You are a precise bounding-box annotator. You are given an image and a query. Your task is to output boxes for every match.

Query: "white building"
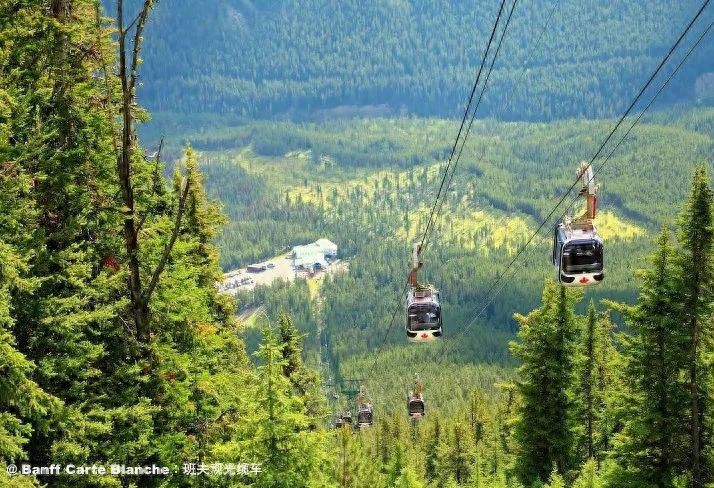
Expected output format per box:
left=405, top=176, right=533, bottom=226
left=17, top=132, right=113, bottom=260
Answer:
left=292, top=238, right=338, bottom=270
left=314, top=238, right=338, bottom=258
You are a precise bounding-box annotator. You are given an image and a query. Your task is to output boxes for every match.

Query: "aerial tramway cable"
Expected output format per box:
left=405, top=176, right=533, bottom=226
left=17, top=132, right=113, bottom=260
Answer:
left=419, top=0, right=510, bottom=255
left=372, top=0, right=511, bottom=355
left=423, top=0, right=520, bottom=251
left=420, top=4, right=713, bottom=372
left=424, top=0, right=565, bottom=253
left=365, top=0, right=560, bottom=393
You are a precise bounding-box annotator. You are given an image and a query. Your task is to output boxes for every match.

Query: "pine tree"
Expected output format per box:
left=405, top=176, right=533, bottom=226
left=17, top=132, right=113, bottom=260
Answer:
left=394, top=465, right=425, bottom=488
left=675, top=165, right=714, bottom=488
left=425, top=417, right=442, bottom=483
left=545, top=467, right=567, bottom=488
left=572, top=460, right=604, bottom=488
left=0, top=2, right=130, bottom=484
left=278, top=311, right=306, bottom=385
left=576, top=302, right=615, bottom=465
left=0, top=118, right=58, bottom=482
left=607, top=227, right=689, bottom=486
left=581, top=303, right=597, bottom=461
left=469, top=390, right=489, bottom=446
left=275, top=310, right=326, bottom=429
left=510, top=281, right=582, bottom=485
left=449, top=422, right=475, bottom=484
left=243, top=326, right=329, bottom=488
left=387, top=441, right=407, bottom=487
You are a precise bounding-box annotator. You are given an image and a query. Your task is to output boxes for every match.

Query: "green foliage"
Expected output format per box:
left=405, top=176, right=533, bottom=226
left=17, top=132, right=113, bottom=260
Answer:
left=190, top=114, right=709, bottom=373
left=674, top=165, right=714, bottom=487
left=1, top=4, right=334, bottom=488
left=510, top=283, right=582, bottom=485
left=2, top=2, right=714, bottom=488
left=575, top=303, right=617, bottom=464
left=237, top=326, right=330, bottom=487
left=572, top=460, right=604, bottom=488
left=607, top=166, right=714, bottom=486
left=133, top=0, right=713, bottom=125
left=544, top=468, right=566, bottom=488
left=395, top=465, right=425, bottom=488
left=606, top=227, right=689, bottom=486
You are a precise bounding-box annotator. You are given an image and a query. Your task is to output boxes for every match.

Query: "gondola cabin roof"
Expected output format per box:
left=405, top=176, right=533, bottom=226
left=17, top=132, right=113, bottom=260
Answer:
left=407, top=287, right=439, bottom=304
left=559, top=221, right=601, bottom=242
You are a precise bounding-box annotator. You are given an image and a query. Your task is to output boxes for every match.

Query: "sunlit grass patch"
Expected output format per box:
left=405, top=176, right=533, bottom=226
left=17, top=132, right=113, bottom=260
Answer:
left=594, top=211, right=645, bottom=240
left=307, top=277, right=322, bottom=300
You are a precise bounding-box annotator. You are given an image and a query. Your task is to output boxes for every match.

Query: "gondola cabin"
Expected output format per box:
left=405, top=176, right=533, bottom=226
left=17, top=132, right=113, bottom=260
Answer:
left=405, top=287, right=443, bottom=342
left=357, top=404, right=373, bottom=428
left=407, top=393, right=425, bottom=418
left=553, top=222, right=604, bottom=286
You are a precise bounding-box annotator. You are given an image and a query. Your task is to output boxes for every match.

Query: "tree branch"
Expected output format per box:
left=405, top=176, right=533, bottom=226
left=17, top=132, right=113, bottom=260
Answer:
left=117, top=0, right=147, bottom=333
left=129, top=0, right=153, bottom=94
left=143, top=172, right=192, bottom=303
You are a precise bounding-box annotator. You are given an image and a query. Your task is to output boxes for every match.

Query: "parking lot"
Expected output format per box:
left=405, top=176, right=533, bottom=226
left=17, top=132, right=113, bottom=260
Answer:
left=219, top=253, right=348, bottom=295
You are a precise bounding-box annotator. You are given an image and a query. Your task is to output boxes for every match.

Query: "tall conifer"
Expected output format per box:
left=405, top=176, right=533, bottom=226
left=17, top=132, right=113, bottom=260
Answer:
left=675, top=165, right=714, bottom=487
left=510, top=282, right=581, bottom=485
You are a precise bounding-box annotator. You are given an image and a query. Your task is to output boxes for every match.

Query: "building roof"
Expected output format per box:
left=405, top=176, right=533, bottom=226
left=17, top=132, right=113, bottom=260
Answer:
left=293, top=243, right=321, bottom=258
left=292, top=239, right=336, bottom=268
left=292, top=244, right=323, bottom=268
left=295, top=255, right=329, bottom=269
left=315, top=238, right=337, bottom=252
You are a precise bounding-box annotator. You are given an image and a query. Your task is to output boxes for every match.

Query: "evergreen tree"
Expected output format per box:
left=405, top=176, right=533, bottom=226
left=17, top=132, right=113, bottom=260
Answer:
left=0, top=2, right=129, bottom=484
left=394, top=465, right=425, bottom=488
left=576, top=302, right=615, bottom=465
left=276, top=310, right=326, bottom=428
left=243, top=326, right=329, bottom=488
left=607, top=227, right=689, bottom=486
left=0, top=112, right=58, bottom=483
left=425, top=417, right=442, bottom=483
left=447, top=423, right=475, bottom=484
left=675, top=165, right=714, bottom=488
left=581, top=303, right=598, bottom=461
left=469, top=390, right=489, bottom=446
left=545, top=468, right=567, bottom=488
left=510, top=282, right=582, bottom=485
left=279, top=311, right=304, bottom=381
left=572, top=460, right=604, bottom=488
left=387, top=441, right=407, bottom=487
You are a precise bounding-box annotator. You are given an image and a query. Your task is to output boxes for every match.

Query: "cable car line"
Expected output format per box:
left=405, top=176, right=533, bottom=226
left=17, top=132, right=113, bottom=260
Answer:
left=402, top=0, right=517, bottom=346
left=478, top=0, right=713, bottom=296
left=424, top=0, right=564, bottom=254
left=359, top=0, right=560, bottom=418
left=424, top=8, right=712, bottom=371
left=423, top=0, right=520, bottom=253
left=370, top=0, right=511, bottom=358
left=420, top=11, right=713, bottom=372
left=418, top=0, right=509, bottom=256
left=341, top=0, right=709, bottom=422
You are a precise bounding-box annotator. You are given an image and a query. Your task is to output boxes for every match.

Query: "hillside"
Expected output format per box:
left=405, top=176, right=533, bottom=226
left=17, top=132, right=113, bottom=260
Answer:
left=5, top=2, right=714, bottom=486
left=185, top=114, right=713, bottom=376
left=128, top=0, right=714, bottom=127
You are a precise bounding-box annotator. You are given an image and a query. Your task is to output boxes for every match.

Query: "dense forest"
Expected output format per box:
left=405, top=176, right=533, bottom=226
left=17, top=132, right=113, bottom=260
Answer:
left=128, top=0, right=714, bottom=128
left=188, top=113, right=710, bottom=368
left=2, top=0, right=714, bottom=487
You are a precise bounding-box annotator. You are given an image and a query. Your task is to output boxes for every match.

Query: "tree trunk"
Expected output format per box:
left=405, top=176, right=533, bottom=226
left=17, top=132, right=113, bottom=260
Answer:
left=691, top=313, right=701, bottom=488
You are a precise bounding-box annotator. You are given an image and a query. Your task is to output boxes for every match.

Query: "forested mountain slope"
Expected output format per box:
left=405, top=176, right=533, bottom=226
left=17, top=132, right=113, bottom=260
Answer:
left=5, top=1, right=714, bottom=487
left=124, top=0, right=714, bottom=125
left=191, top=114, right=712, bottom=373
